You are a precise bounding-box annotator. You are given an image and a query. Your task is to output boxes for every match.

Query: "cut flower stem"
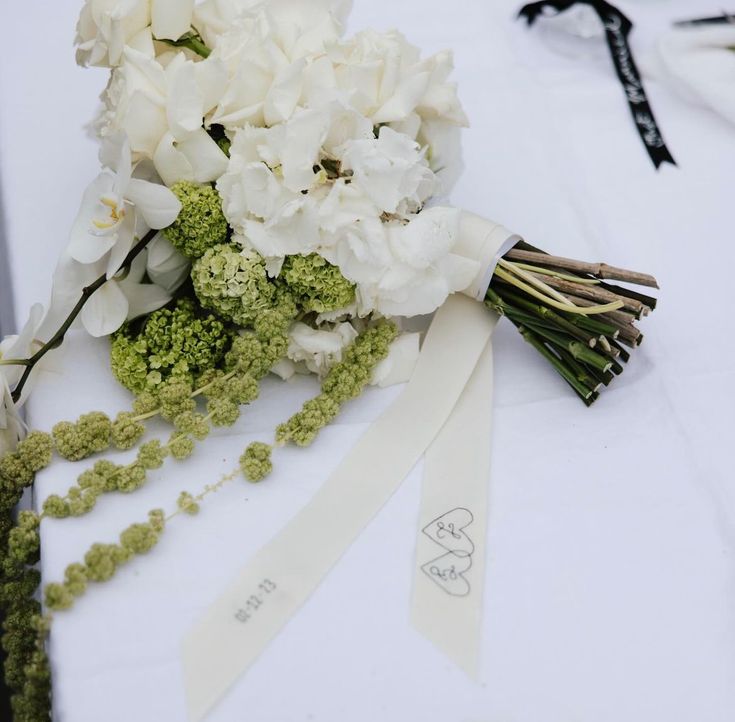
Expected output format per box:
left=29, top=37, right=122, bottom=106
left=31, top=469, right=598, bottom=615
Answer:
left=488, top=245, right=658, bottom=405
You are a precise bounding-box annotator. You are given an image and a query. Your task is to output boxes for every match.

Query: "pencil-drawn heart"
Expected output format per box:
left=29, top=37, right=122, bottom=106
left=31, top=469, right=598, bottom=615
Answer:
left=421, top=551, right=472, bottom=597
left=422, top=507, right=474, bottom=556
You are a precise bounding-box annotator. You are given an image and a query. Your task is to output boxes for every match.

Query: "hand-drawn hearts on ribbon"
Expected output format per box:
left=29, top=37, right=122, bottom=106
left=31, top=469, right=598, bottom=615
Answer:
left=422, top=507, right=475, bottom=556
left=420, top=507, right=475, bottom=596
left=421, top=551, right=472, bottom=597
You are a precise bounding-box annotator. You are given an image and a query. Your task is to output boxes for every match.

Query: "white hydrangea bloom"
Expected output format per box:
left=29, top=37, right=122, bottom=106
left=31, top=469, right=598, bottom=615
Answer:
left=328, top=30, right=468, bottom=127
left=98, top=48, right=229, bottom=185
left=340, top=126, right=436, bottom=215
left=75, top=0, right=195, bottom=68
left=205, top=0, right=349, bottom=130
left=325, top=207, right=478, bottom=317
left=218, top=101, right=471, bottom=316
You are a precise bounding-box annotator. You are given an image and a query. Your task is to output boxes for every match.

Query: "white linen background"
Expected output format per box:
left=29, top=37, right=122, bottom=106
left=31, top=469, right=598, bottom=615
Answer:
left=1, top=1, right=734, bottom=720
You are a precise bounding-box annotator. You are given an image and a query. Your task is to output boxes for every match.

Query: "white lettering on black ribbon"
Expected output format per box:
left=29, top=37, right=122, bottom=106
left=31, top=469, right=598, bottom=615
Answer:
left=518, top=0, right=676, bottom=169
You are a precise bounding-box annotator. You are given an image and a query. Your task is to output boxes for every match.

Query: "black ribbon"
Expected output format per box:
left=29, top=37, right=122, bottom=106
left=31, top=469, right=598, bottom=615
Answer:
left=519, top=0, right=676, bottom=169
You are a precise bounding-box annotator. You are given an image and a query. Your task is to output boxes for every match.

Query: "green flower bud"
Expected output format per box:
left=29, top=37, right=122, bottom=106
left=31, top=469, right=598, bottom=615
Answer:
left=63, top=564, right=88, bottom=597
left=0, top=451, right=33, bottom=489
left=173, top=412, right=210, bottom=441
left=177, top=492, right=200, bottom=516
left=240, top=443, right=273, bottom=483
left=169, top=433, right=195, bottom=461
left=42, top=495, right=71, bottom=519
left=224, top=374, right=259, bottom=405
left=116, top=464, right=147, bottom=493
left=207, top=398, right=240, bottom=427
left=15, top=432, right=53, bottom=473
left=119, top=522, right=161, bottom=555
left=44, top=583, right=74, bottom=612
left=137, top=440, right=168, bottom=470
left=84, top=544, right=124, bottom=583
left=111, top=413, right=145, bottom=450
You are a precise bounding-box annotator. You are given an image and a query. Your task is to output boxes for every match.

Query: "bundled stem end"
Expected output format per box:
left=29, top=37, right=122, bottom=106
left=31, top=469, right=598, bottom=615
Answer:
left=488, top=245, right=658, bottom=405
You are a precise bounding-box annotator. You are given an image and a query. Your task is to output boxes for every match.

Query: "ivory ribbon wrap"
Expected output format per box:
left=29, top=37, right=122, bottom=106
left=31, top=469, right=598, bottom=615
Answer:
left=182, top=213, right=519, bottom=720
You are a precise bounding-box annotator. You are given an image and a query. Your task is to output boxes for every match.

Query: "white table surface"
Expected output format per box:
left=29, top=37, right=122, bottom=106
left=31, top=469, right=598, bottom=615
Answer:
left=1, top=1, right=734, bottom=721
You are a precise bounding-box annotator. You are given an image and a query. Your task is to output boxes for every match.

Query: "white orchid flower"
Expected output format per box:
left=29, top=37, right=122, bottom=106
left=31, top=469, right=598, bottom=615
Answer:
left=0, top=382, right=24, bottom=457
left=80, top=252, right=174, bottom=338
left=76, top=0, right=195, bottom=68
left=145, top=232, right=191, bottom=294
left=0, top=305, right=53, bottom=453
left=45, top=249, right=175, bottom=342
left=0, top=304, right=46, bottom=399
left=68, top=135, right=181, bottom=281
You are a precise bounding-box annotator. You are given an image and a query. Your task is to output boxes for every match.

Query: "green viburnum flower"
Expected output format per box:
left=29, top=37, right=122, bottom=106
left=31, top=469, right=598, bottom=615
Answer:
left=192, top=244, right=278, bottom=327
left=111, top=299, right=232, bottom=394
left=279, top=254, right=355, bottom=314
left=164, top=182, right=229, bottom=259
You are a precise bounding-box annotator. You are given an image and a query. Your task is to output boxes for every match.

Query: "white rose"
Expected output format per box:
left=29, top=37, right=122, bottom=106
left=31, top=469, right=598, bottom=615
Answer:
left=75, top=0, right=195, bottom=67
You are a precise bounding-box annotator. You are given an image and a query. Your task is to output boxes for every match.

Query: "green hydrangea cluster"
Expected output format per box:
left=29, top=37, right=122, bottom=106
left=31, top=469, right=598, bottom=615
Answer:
left=44, top=510, right=166, bottom=613
left=0, top=434, right=54, bottom=719
left=192, top=244, right=278, bottom=327
left=276, top=320, right=398, bottom=449
left=111, top=299, right=232, bottom=394
left=164, top=181, right=229, bottom=259
left=278, top=254, right=355, bottom=314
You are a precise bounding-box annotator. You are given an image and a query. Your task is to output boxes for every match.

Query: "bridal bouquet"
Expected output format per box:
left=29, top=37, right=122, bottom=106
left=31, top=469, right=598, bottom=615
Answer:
left=0, top=1, right=658, bottom=718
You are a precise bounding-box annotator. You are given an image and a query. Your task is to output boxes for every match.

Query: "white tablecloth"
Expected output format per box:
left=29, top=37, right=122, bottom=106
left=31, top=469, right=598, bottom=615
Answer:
left=1, top=1, right=734, bottom=720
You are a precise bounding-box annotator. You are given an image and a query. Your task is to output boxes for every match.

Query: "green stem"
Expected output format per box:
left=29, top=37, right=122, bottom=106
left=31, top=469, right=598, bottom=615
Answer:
left=159, top=33, right=211, bottom=59
left=515, top=323, right=595, bottom=404
left=11, top=230, right=157, bottom=404
left=492, top=284, right=598, bottom=347
left=517, top=321, right=613, bottom=373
